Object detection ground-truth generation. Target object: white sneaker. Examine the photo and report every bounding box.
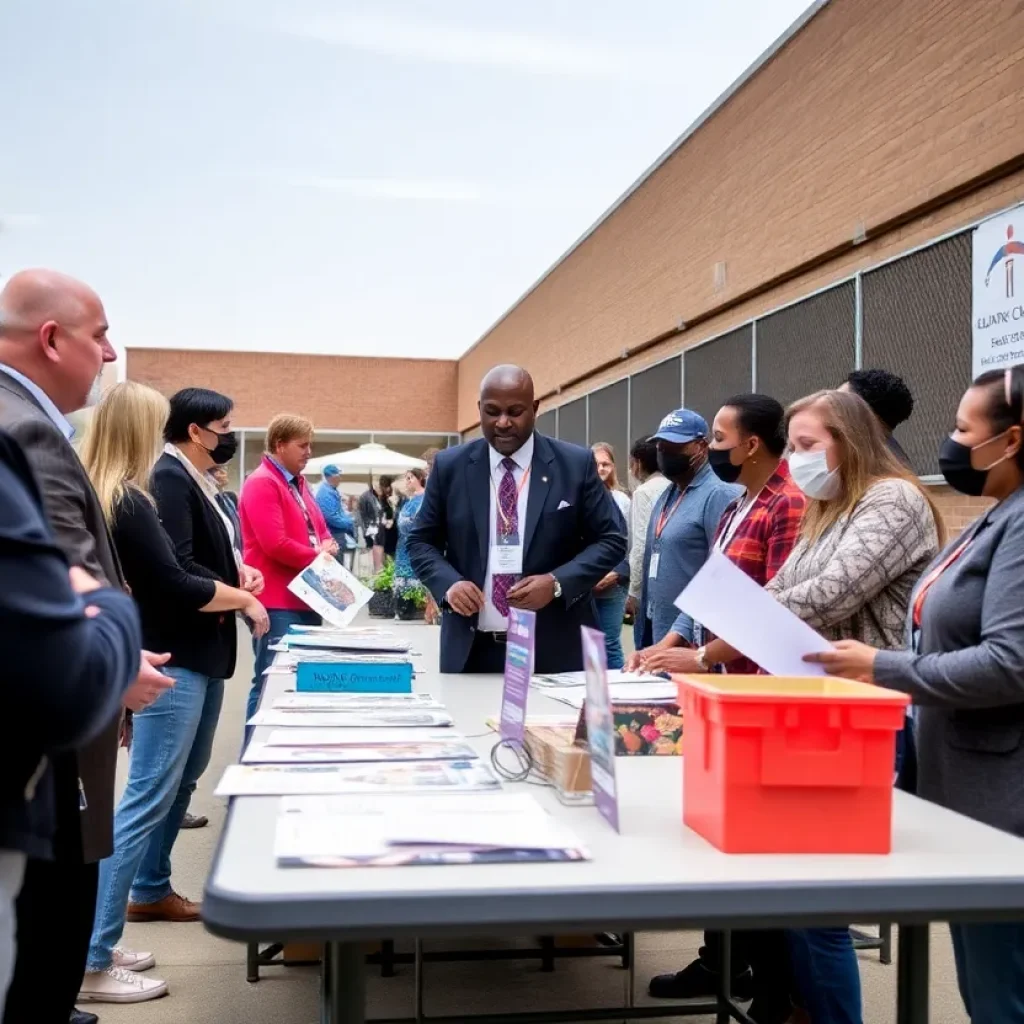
[113,946,156,971]
[79,965,168,1003]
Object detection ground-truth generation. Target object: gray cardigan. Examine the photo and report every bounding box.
[875,484,1024,838]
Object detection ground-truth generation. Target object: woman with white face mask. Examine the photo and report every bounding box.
[766,388,943,1024]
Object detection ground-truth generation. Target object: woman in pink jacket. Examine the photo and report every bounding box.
[239,414,336,723]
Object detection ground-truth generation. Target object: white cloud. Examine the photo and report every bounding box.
[283,11,684,84]
[0,214,42,228]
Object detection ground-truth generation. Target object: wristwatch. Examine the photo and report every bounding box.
[695,645,712,671]
[550,574,563,599]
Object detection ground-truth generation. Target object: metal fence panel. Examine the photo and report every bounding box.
[756,283,857,408]
[629,356,682,443]
[683,326,753,429]
[862,232,973,474]
[587,379,629,468]
[557,397,588,447]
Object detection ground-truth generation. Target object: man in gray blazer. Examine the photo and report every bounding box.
[0,269,172,1024]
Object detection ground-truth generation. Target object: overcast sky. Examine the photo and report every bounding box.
[0,0,810,359]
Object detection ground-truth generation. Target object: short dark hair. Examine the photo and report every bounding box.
[165,387,233,443]
[845,369,914,431]
[629,436,659,475]
[974,365,1024,470]
[379,475,394,488]
[407,467,427,485]
[721,393,787,456]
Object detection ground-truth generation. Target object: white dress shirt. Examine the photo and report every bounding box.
[478,433,535,631]
[0,364,75,440]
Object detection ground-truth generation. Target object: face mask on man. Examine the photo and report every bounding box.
[788,449,841,500]
[198,427,239,465]
[938,432,1011,496]
[657,446,701,483]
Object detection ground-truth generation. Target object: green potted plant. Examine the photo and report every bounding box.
[394,579,429,621]
[366,559,396,618]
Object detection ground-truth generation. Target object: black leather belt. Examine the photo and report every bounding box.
[475,630,508,644]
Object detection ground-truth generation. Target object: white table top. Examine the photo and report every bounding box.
[204,623,1024,941]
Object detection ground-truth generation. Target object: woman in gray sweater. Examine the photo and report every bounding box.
[813,366,1024,1024]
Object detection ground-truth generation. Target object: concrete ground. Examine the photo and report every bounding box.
[95,624,969,1024]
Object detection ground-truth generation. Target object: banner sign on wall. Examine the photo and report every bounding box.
[973,206,1024,379]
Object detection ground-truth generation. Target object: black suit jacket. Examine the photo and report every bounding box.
[0,428,140,858]
[408,434,626,673]
[0,372,130,862]
[139,453,240,679]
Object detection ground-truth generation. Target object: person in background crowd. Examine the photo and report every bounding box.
[240,414,334,725]
[841,368,914,468]
[0,269,172,1024]
[624,436,669,650]
[590,442,631,669]
[393,468,427,606]
[78,384,268,1004]
[635,395,805,1023]
[639,409,741,646]
[810,366,1024,1023]
[209,464,241,557]
[0,427,142,1017]
[754,388,941,1024]
[409,365,625,673]
[380,475,399,560]
[315,464,357,567]
[420,449,442,624]
[358,477,386,572]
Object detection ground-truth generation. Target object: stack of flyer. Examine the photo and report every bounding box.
[273,793,591,868]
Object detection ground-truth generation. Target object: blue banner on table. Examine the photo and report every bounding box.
[581,626,620,832]
[499,608,536,743]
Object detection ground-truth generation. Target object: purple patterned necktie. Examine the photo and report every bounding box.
[492,457,520,616]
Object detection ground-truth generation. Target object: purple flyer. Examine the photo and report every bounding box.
[498,608,536,743]
[581,626,620,832]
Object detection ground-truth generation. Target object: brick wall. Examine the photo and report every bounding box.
[927,484,992,538]
[458,0,1024,428]
[125,349,458,434]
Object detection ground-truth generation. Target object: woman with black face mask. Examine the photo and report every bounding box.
[810,365,1024,1023]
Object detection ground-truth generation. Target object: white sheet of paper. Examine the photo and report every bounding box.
[247,709,454,728]
[490,543,523,574]
[265,728,460,746]
[540,681,678,711]
[674,551,832,676]
[532,671,667,688]
[243,739,478,765]
[271,693,441,711]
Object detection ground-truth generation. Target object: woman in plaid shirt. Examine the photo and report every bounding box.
[631,393,805,679]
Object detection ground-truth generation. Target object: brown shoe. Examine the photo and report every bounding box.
[126,891,201,923]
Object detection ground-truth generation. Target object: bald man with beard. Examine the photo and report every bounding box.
[0,270,172,1024]
[408,365,626,674]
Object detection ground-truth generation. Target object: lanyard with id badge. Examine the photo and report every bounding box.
[491,465,530,575]
[649,487,685,583]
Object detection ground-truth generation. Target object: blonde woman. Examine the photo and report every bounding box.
[78,383,267,1006]
[765,389,942,1024]
[591,442,631,668]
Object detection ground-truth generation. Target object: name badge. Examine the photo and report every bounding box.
[491,533,523,574]
[649,551,661,579]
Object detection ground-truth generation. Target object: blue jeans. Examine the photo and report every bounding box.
[595,585,628,670]
[88,666,224,970]
[786,927,862,1024]
[950,921,1024,1022]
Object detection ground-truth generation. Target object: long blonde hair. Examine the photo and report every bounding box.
[787,390,945,545]
[591,442,621,491]
[80,382,171,525]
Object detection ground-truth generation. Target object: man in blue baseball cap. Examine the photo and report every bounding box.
[314,464,356,566]
[627,407,742,651]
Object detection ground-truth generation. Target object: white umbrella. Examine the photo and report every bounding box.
[303,442,428,477]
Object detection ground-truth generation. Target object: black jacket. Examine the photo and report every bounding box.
[113,453,239,680]
[0,428,140,858]
[408,434,626,673]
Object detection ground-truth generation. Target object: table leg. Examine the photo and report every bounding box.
[716,930,732,1024]
[321,941,366,1024]
[896,924,930,1024]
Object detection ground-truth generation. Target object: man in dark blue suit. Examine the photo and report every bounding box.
[409,365,626,674]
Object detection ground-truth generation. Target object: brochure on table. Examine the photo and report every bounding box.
[242,739,479,765]
[674,551,832,676]
[216,760,501,797]
[288,551,373,628]
[271,693,442,711]
[247,708,454,728]
[274,793,590,868]
[581,626,620,832]
[499,608,536,743]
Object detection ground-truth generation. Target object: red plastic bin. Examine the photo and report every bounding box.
[675,675,909,854]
